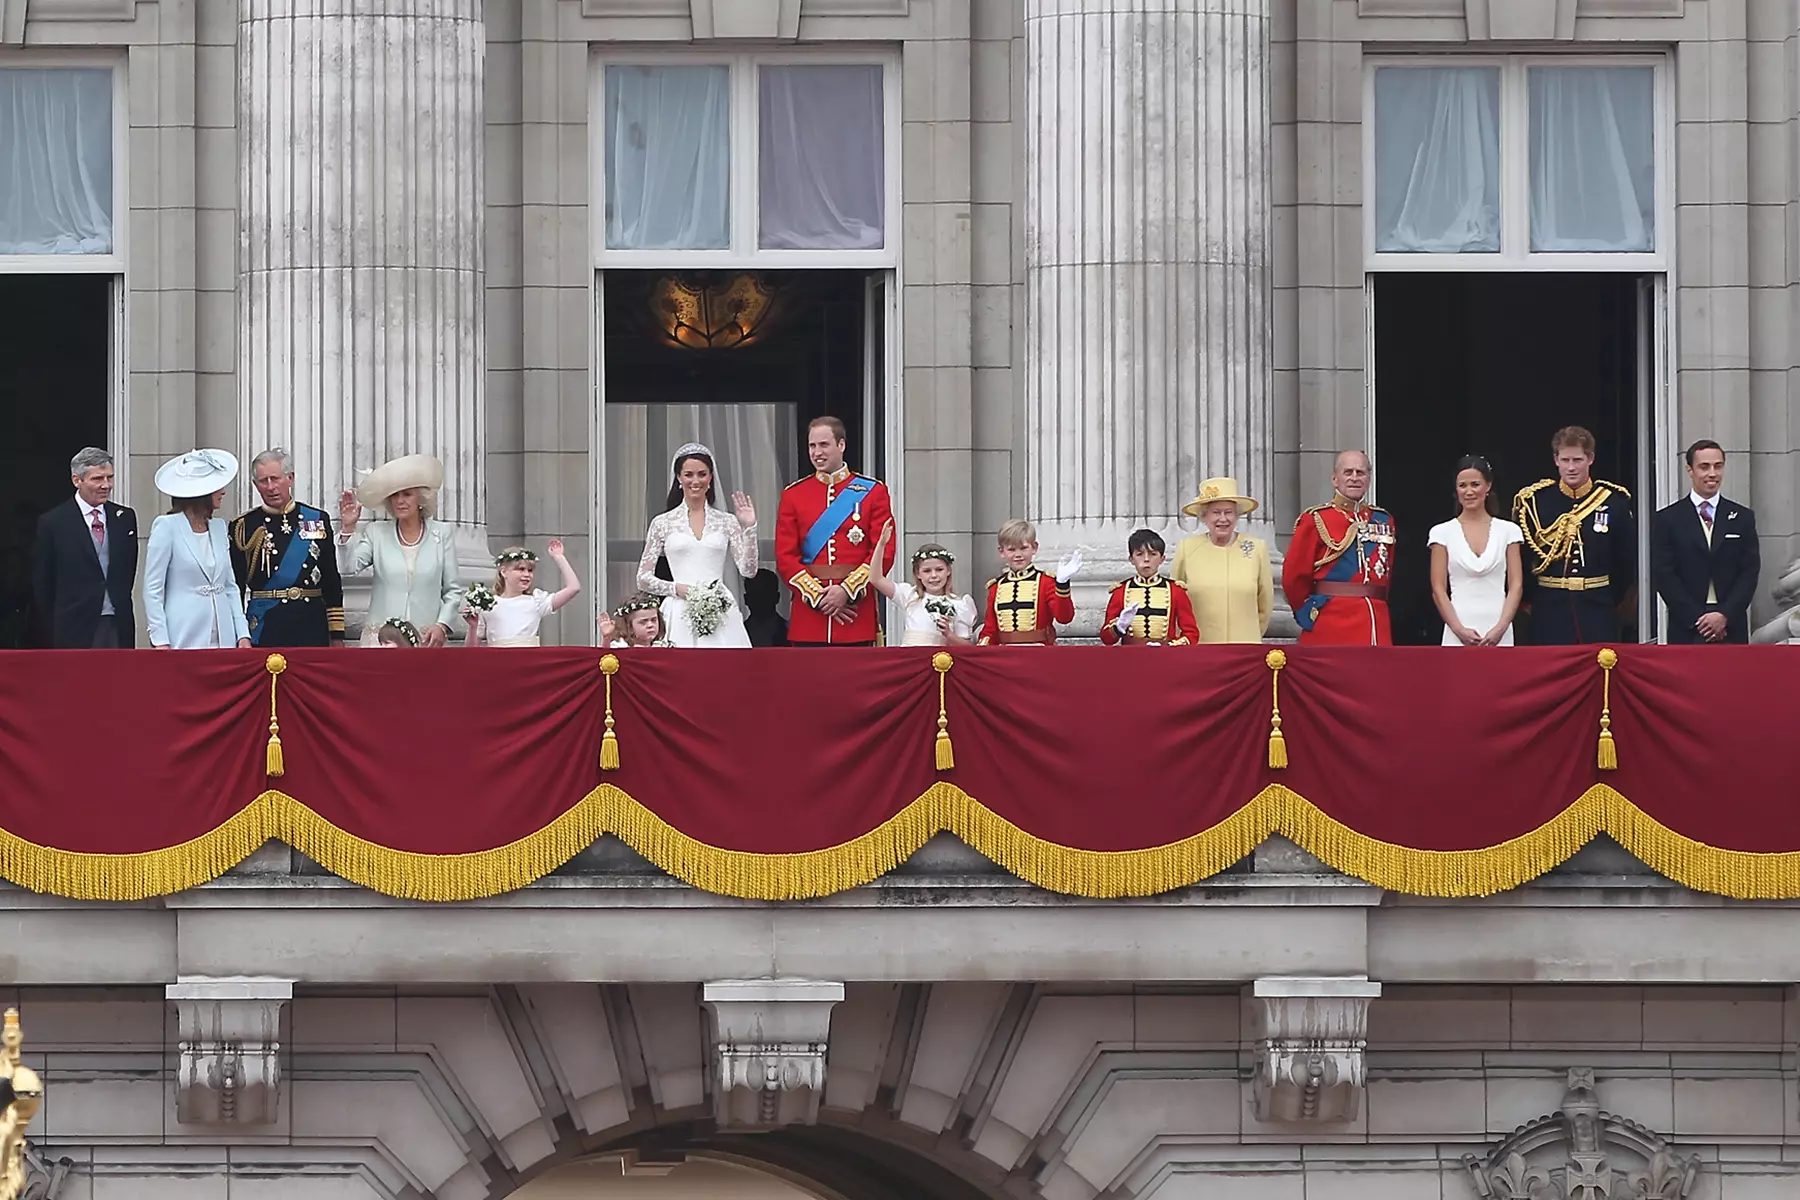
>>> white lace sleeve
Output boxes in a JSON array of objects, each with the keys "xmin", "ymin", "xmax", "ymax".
[
  {"xmin": 723, "ymin": 509, "xmax": 759, "ymax": 579},
  {"xmin": 636, "ymin": 511, "xmax": 676, "ymax": 597}
]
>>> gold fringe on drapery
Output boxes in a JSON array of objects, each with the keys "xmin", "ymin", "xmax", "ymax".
[
  {"xmin": 599, "ymin": 654, "xmax": 621, "ymax": 771},
  {"xmin": 932, "ymin": 652, "xmax": 955, "ymax": 771},
  {"xmin": 263, "ymin": 654, "xmax": 288, "ymax": 777},
  {"xmin": 1595, "ymin": 647, "xmax": 1619, "ymax": 770},
  {"xmin": 1264, "ymin": 649, "xmax": 1289, "ymax": 769}
]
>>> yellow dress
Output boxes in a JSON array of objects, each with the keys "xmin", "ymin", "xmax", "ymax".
[{"xmin": 1170, "ymin": 533, "xmax": 1272, "ymax": 644}]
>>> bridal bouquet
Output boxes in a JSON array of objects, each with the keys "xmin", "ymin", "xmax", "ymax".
[
  {"xmin": 683, "ymin": 580, "xmax": 732, "ymax": 639},
  {"xmin": 463, "ymin": 582, "xmax": 497, "ymax": 612},
  {"xmin": 923, "ymin": 596, "xmax": 956, "ymax": 620}
]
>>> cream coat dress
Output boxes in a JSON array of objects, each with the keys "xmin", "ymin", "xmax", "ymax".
[
  {"xmin": 337, "ymin": 519, "xmax": 466, "ymax": 644},
  {"xmin": 1170, "ymin": 533, "xmax": 1273, "ymax": 644}
]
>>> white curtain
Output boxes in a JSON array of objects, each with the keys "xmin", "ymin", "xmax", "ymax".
[
  {"xmin": 1373, "ymin": 67, "xmax": 1501, "ymax": 254},
  {"xmin": 604, "ymin": 65, "xmax": 730, "ymax": 251},
  {"xmin": 0, "ymin": 68, "xmax": 114, "ymax": 255},
  {"xmin": 758, "ymin": 65, "xmax": 884, "ymax": 250},
  {"xmin": 1529, "ymin": 67, "xmax": 1654, "ymax": 253}
]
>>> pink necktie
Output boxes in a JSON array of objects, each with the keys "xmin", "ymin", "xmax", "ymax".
[
  {"xmin": 1700, "ymin": 501, "xmax": 1714, "ymax": 531},
  {"xmin": 90, "ymin": 510, "xmax": 105, "ymax": 548}
]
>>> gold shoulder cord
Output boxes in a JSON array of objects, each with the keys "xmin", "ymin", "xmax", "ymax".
[{"xmin": 1310, "ymin": 509, "xmax": 1359, "ymax": 570}]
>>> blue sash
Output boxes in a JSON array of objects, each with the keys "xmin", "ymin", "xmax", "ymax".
[
  {"xmin": 800, "ymin": 476, "xmax": 875, "ymax": 564},
  {"xmin": 1294, "ymin": 516, "xmax": 1386, "ymax": 632},
  {"xmin": 246, "ymin": 518, "xmax": 316, "ymax": 645}
]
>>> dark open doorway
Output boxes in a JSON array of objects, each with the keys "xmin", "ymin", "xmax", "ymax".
[
  {"xmin": 1372, "ymin": 272, "xmax": 1642, "ymax": 646},
  {"xmin": 0, "ymin": 274, "xmax": 111, "ymax": 648}
]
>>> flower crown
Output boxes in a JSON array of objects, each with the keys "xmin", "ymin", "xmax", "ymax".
[
  {"xmin": 379, "ymin": 617, "xmax": 421, "ymax": 646},
  {"xmin": 912, "ymin": 547, "xmax": 954, "ymax": 567},
  {"xmin": 614, "ymin": 594, "xmax": 662, "ymax": 619},
  {"xmin": 495, "ymin": 548, "xmax": 537, "ymax": 567}
]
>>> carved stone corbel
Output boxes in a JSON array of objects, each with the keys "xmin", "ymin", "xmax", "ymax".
[
  {"xmin": 1248, "ymin": 976, "xmax": 1381, "ymax": 1123},
  {"xmin": 20, "ymin": 1143, "xmax": 74, "ymax": 1200},
  {"xmin": 701, "ymin": 979, "xmax": 844, "ymax": 1130},
  {"xmin": 166, "ymin": 978, "xmax": 293, "ymax": 1126},
  {"xmin": 1465, "ymin": 1068, "xmax": 1700, "ymax": 1200}
]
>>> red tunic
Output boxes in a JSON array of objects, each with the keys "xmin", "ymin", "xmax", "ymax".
[
  {"xmin": 774, "ymin": 466, "xmax": 896, "ymax": 645},
  {"xmin": 976, "ymin": 567, "xmax": 1074, "ymax": 645},
  {"xmin": 1281, "ymin": 499, "xmax": 1396, "ymax": 646},
  {"xmin": 1098, "ymin": 576, "xmax": 1199, "ymax": 646}
]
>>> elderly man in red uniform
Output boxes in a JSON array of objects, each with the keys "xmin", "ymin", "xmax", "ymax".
[
  {"xmin": 776, "ymin": 416, "xmax": 897, "ymax": 646},
  {"xmin": 1282, "ymin": 449, "xmax": 1396, "ymax": 645}
]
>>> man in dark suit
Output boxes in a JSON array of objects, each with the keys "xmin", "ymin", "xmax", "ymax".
[
  {"xmin": 32, "ymin": 446, "xmax": 139, "ymax": 648},
  {"xmin": 1652, "ymin": 439, "xmax": 1759, "ymax": 644}
]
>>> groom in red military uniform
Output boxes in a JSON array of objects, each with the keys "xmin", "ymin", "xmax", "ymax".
[
  {"xmin": 775, "ymin": 416, "xmax": 897, "ymax": 646},
  {"xmin": 1282, "ymin": 449, "xmax": 1396, "ymax": 645}
]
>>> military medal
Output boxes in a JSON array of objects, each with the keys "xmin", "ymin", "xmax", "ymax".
[
  {"xmin": 1593, "ymin": 510, "xmax": 1609, "ymax": 533},
  {"xmin": 847, "ymin": 525, "xmax": 865, "ymax": 545}
]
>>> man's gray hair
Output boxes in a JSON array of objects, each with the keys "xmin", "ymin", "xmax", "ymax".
[
  {"xmin": 252, "ymin": 447, "xmax": 294, "ymax": 474},
  {"xmin": 70, "ymin": 447, "xmax": 113, "ymax": 477}
]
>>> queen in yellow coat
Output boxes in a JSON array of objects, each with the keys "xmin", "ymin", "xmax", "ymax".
[{"xmin": 1170, "ymin": 477, "xmax": 1272, "ymax": 644}]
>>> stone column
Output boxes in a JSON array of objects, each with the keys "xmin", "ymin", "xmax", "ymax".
[
  {"xmin": 1022, "ymin": 0, "xmax": 1285, "ymax": 635},
  {"xmin": 237, "ymin": 0, "xmax": 486, "ymax": 572}
]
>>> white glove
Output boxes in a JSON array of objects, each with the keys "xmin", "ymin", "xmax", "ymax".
[
  {"xmin": 1114, "ymin": 602, "xmax": 1140, "ymax": 635},
  {"xmin": 1055, "ymin": 548, "xmax": 1084, "ymax": 584}
]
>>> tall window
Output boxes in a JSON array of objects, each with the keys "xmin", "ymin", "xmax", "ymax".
[
  {"xmin": 593, "ymin": 52, "xmax": 897, "ymax": 267},
  {"xmin": 1366, "ymin": 57, "xmax": 1666, "ymax": 268},
  {"xmin": 0, "ymin": 66, "xmax": 118, "ymax": 264}
]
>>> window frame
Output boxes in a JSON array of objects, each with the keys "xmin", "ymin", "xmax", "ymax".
[
  {"xmin": 1362, "ymin": 53, "xmax": 1672, "ymax": 273},
  {"xmin": 589, "ymin": 47, "xmax": 901, "ymax": 269},
  {"xmin": 0, "ymin": 49, "xmax": 127, "ymax": 275}
]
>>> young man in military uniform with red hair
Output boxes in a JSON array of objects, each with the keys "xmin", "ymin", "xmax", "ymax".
[
  {"xmin": 1282, "ymin": 449, "xmax": 1396, "ymax": 645},
  {"xmin": 1513, "ymin": 425, "xmax": 1636, "ymax": 645},
  {"xmin": 775, "ymin": 416, "xmax": 896, "ymax": 646}
]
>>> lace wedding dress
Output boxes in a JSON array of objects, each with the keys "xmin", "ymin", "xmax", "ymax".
[{"xmin": 636, "ymin": 506, "xmax": 758, "ymax": 648}]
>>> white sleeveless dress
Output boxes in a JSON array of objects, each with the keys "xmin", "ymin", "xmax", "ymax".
[
  {"xmin": 1428, "ymin": 517, "xmax": 1524, "ymax": 646},
  {"xmin": 636, "ymin": 506, "xmax": 758, "ymax": 648}
]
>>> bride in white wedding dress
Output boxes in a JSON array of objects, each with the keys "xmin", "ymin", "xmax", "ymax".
[{"xmin": 635, "ymin": 443, "xmax": 759, "ymax": 648}]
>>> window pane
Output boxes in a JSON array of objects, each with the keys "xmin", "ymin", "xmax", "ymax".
[
  {"xmin": 605, "ymin": 65, "xmax": 730, "ymax": 250},
  {"xmin": 0, "ymin": 68, "xmax": 114, "ymax": 255},
  {"xmin": 1372, "ymin": 67, "xmax": 1501, "ymax": 254},
  {"xmin": 758, "ymin": 65, "xmax": 884, "ymax": 250},
  {"xmin": 1529, "ymin": 66, "xmax": 1654, "ymax": 253}
]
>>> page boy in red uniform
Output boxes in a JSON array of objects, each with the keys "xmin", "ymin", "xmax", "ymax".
[
  {"xmin": 977, "ymin": 519, "xmax": 1080, "ymax": 645},
  {"xmin": 1100, "ymin": 529, "xmax": 1199, "ymax": 646}
]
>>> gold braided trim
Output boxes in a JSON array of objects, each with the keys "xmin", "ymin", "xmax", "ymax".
[{"xmin": 2, "ymin": 784, "xmax": 1800, "ymax": 902}]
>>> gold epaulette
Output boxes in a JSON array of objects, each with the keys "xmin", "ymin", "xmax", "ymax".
[
  {"xmin": 783, "ymin": 476, "xmax": 812, "ymax": 491},
  {"xmin": 986, "ymin": 575, "xmax": 1002, "ymax": 591},
  {"xmin": 1594, "ymin": 478, "xmax": 1631, "ymax": 499},
  {"xmin": 1513, "ymin": 478, "xmax": 1557, "ymax": 505}
]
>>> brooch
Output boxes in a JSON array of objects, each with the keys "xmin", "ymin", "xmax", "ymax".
[{"xmin": 847, "ymin": 525, "xmax": 866, "ymax": 545}]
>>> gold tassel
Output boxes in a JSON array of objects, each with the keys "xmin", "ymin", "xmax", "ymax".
[
  {"xmin": 264, "ymin": 653, "xmax": 287, "ymax": 777},
  {"xmin": 599, "ymin": 654, "xmax": 621, "ymax": 771},
  {"xmin": 1265, "ymin": 649, "xmax": 1288, "ymax": 769},
  {"xmin": 1595, "ymin": 647, "xmax": 1619, "ymax": 771},
  {"xmin": 932, "ymin": 652, "xmax": 956, "ymax": 771}
]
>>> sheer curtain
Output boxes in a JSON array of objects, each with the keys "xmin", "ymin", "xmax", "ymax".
[
  {"xmin": 604, "ymin": 65, "xmax": 730, "ymax": 250},
  {"xmin": 0, "ymin": 68, "xmax": 114, "ymax": 255},
  {"xmin": 1529, "ymin": 67, "xmax": 1654, "ymax": 253},
  {"xmin": 1373, "ymin": 67, "xmax": 1501, "ymax": 254},
  {"xmin": 758, "ymin": 65, "xmax": 884, "ymax": 250}
]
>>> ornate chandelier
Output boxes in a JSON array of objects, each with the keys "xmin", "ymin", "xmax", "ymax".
[{"xmin": 648, "ymin": 273, "xmax": 783, "ymax": 351}]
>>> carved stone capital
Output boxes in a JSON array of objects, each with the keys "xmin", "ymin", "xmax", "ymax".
[
  {"xmin": 701, "ymin": 979, "xmax": 844, "ymax": 1130},
  {"xmin": 166, "ymin": 977, "xmax": 293, "ymax": 1126},
  {"xmin": 1248, "ymin": 976, "xmax": 1381, "ymax": 1123}
]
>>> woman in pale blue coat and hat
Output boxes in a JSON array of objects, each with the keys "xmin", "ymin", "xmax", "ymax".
[
  {"xmin": 145, "ymin": 448, "xmax": 253, "ymax": 649},
  {"xmin": 335, "ymin": 454, "xmax": 466, "ymax": 647}
]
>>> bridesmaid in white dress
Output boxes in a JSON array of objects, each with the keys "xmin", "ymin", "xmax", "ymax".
[
  {"xmin": 635, "ymin": 443, "xmax": 758, "ymax": 648},
  {"xmin": 1428, "ymin": 455, "xmax": 1526, "ymax": 646}
]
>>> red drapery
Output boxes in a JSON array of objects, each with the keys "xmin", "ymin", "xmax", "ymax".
[{"xmin": 0, "ymin": 645, "xmax": 1795, "ymax": 901}]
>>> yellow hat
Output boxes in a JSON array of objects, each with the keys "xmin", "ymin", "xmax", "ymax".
[{"xmin": 1182, "ymin": 477, "xmax": 1260, "ymax": 518}]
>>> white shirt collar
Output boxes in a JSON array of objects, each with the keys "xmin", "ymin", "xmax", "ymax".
[
  {"xmin": 77, "ymin": 496, "xmax": 105, "ymax": 522},
  {"xmin": 1690, "ymin": 491, "xmax": 1724, "ymax": 513}
]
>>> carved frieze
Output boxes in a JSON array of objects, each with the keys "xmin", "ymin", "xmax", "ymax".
[
  {"xmin": 1248, "ymin": 977, "xmax": 1381, "ymax": 1123},
  {"xmin": 1464, "ymin": 1068, "xmax": 1701, "ymax": 1200},
  {"xmin": 166, "ymin": 979, "xmax": 293, "ymax": 1126},
  {"xmin": 701, "ymin": 979, "xmax": 844, "ymax": 1130}
]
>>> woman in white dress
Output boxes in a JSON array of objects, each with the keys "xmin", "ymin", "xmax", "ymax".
[
  {"xmin": 1428, "ymin": 455, "xmax": 1525, "ymax": 646},
  {"xmin": 145, "ymin": 449, "xmax": 253, "ymax": 650},
  {"xmin": 635, "ymin": 443, "xmax": 759, "ymax": 648}
]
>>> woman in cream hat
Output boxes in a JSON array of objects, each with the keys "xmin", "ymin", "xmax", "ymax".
[
  {"xmin": 1170, "ymin": 477, "xmax": 1273, "ymax": 644},
  {"xmin": 335, "ymin": 455, "xmax": 465, "ymax": 647},
  {"xmin": 145, "ymin": 449, "xmax": 252, "ymax": 649}
]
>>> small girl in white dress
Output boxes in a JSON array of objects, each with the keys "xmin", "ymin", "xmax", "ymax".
[
  {"xmin": 465, "ymin": 540, "xmax": 583, "ymax": 647},
  {"xmin": 869, "ymin": 524, "xmax": 978, "ymax": 646},
  {"xmin": 598, "ymin": 593, "xmax": 675, "ymax": 649}
]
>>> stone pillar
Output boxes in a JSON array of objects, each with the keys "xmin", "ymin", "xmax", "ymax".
[
  {"xmin": 237, "ymin": 0, "xmax": 486, "ymax": 570},
  {"xmin": 1022, "ymin": 0, "xmax": 1286, "ymax": 635}
]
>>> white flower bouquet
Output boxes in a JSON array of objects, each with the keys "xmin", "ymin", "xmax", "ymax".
[
  {"xmin": 923, "ymin": 596, "xmax": 956, "ymax": 620},
  {"xmin": 683, "ymin": 580, "xmax": 732, "ymax": 639},
  {"xmin": 464, "ymin": 582, "xmax": 497, "ymax": 612}
]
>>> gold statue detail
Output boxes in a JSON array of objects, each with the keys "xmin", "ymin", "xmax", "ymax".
[{"xmin": 0, "ymin": 1009, "xmax": 43, "ymax": 1200}]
